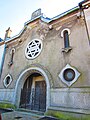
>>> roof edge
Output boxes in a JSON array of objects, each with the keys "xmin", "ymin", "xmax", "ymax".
[
  {"xmin": 4, "ymin": 4, "xmax": 82, "ymax": 43},
  {"xmin": 5, "ymin": 26, "xmax": 26, "ymax": 43},
  {"xmin": 50, "ymin": 6, "xmax": 79, "ymax": 22}
]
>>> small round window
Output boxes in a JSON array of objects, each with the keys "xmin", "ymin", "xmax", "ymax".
[
  {"xmin": 63, "ymin": 68, "xmax": 75, "ymax": 82},
  {"xmin": 25, "ymin": 39, "xmax": 43, "ymax": 59},
  {"xmin": 3, "ymin": 74, "xmax": 12, "ymax": 88},
  {"xmin": 59, "ymin": 64, "xmax": 80, "ymax": 86}
]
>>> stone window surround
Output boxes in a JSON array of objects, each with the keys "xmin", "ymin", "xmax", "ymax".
[
  {"xmin": 59, "ymin": 64, "xmax": 81, "ymax": 87},
  {"xmin": 25, "ymin": 39, "xmax": 43, "ymax": 60},
  {"xmin": 3, "ymin": 74, "xmax": 13, "ymax": 88},
  {"xmin": 61, "ymin": 28, "xmax": 72, "ymax": 53},
  {"xmin": 61, "ymin": 28, "xmax": 71, "ymax": 38}
]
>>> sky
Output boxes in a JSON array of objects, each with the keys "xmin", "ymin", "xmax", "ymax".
[{"xmin": 0, "ymin": 0, "xmax": 82, "ymax": 39}]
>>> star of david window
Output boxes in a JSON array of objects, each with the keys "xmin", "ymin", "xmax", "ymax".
[{"xmin": 25, "ymin": 39, "xmax": 43, "ymax": 59}]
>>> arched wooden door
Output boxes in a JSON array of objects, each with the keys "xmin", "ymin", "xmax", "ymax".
[{"xmin": 20, "ymin": 73, "xmax": 46, "ymax": 112}]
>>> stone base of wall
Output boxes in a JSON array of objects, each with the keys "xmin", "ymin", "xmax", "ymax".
[
  {"xmin": 50, "ymin": 88, "xmax": 90, "ymax": 113},
  {"xmin": 0, "ymin": 87, "xmax": 90, "ymax": 115},
  {"xmin": 46, "ymin": 109, "xmax": 90, "ymax": 120},
  {"xmin": 0, "ymin": 89, "xmax": 15, "ymax": 104}
]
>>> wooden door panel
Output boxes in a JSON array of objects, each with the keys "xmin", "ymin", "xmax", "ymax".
[{"xmin": 34, "ymin": 81, "xmax": 46, "ymax": 111}]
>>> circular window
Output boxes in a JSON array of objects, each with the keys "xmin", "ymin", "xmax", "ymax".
[
  {"xmin": 63, "ymin": 68, "xmax": 75, "ymax": 82},
  {"xmin": 59, "ymin": 64, "xmax": 80, "ymax": 86},
  {"xmin": 25, "ymin": 39, "xmax": 43, "ymax": 59},
  {"xmin": 3, "ymin": 74, "xmax": 12, "ymax": 88}
]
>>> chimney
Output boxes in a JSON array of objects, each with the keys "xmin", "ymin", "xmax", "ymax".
[{"xmin": 4, "ymin": 27, "xmax": 12, "ymax": 40}]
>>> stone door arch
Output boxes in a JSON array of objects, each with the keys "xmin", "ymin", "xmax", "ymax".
[{"xmin": 15, "ymin": 66, "xmax": 50, "ymax": 111}]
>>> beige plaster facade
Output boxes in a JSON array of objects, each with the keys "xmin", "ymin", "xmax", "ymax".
[{"xmin": 0, "ymin": 0, "xmax": 90, "ymax": 116}]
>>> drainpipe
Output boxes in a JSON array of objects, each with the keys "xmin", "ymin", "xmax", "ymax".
[
  {"xmin": 0, "ymin": 44, "xmax": 6, "ymax": 79},
  {"xmin": 79, "ymin": 1, "xmax": 90, "ymax": 45}
]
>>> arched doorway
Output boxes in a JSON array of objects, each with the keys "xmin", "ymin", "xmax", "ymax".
[
  {"xmin": 15, "ymin": 66, "xmax": 51, "ymax": 111},
  {"xmin": 20, "ymin": 72, "xmax": 46, "ymax": 112}
]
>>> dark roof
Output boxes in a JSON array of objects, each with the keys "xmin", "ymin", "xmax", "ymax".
[
  {"xmin": 0, "ymin": 38, "xmax": 3, "ymax": 42},
  {"xmin": 79, "ymin": 0, "xmax": 89, "ymax": 6}
]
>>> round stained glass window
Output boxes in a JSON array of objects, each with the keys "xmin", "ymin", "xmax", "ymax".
[
  {"xmin": 25, "ymin": 39, "xmax": 42, "ymax": 59},
  {"xmin": 63, "ymin": 68, "xmax": 75, "ymax": 82}
]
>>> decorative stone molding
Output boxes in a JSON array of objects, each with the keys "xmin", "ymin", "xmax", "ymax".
[
  {"xmin": 61, "ymin": 28, "xmax": 72, "ymax": 53},
  {"xmin": 25, "ymin": 39, "xmax": 43, "ymax": 60},
  {"xmin": 49, "ymin": 25, "xmax": 53, "ymax": 30},
  {"xmin": 31, "ymin": 8, "xmax": 42, "ymax": 20},
  {"xmin": 61, "ymin": 28, "xmax": 70, "ymax": 38},
  {"xmin": 3, "ymin": 74, "xmax": 13, "ymax": 88},
  {"xmin": 15, "ymin": 64, "xmax": 52, "ymax": 109},
  {"xmin": 59, "ymin": 64, "xmax": 80, "ymax": 87},
  {"xmin": 37, "ymin": 23, "xmax": 49, "ymax": 40},
  {"xmin": 10, "ymin": 48, "xmax": 15, "ymax": 55},
  {"xmin": 62, "ymin": 47, "xmax": 72, "ymax": 53}
]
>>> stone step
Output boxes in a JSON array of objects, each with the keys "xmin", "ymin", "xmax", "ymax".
[{"xmin": 17, "ymin": 108, "xmax": 44, "ymax": 116}]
